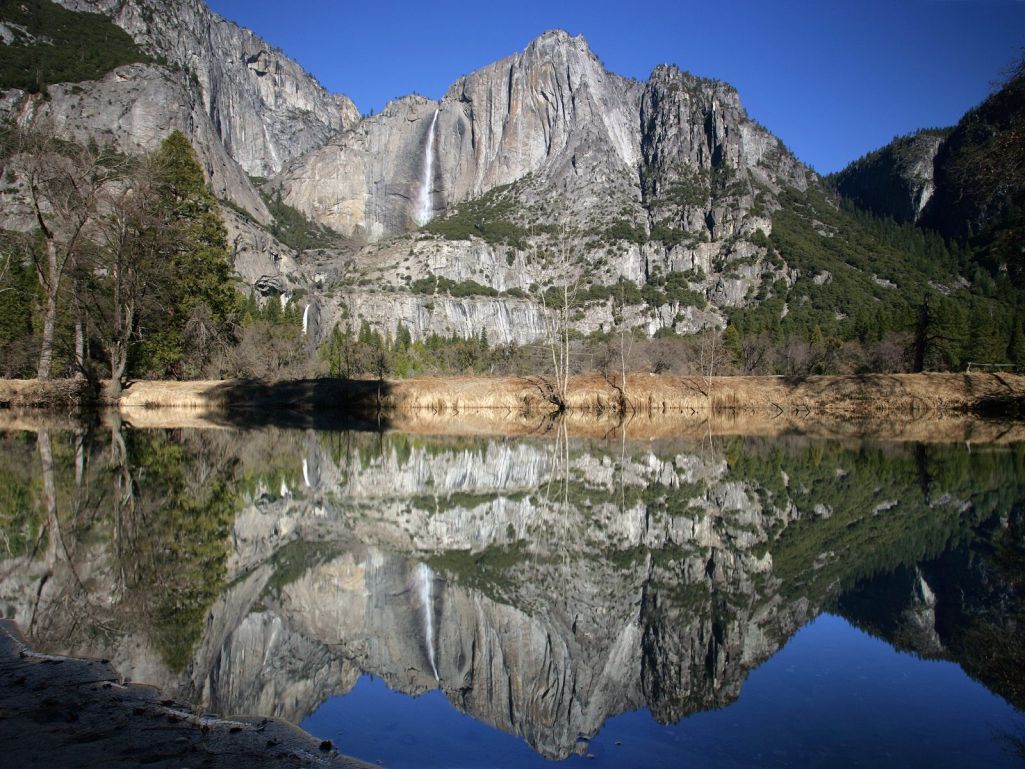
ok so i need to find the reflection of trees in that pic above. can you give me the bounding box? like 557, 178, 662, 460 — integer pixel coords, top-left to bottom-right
1, 428, 240, 672
107, 424, 240, 671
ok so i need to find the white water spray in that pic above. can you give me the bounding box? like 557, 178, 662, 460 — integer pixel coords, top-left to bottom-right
416, 109, 439, 226
414, 562, 440, 681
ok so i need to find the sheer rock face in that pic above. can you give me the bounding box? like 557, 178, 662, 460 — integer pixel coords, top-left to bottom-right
833, 131, 945, 224
271, 31, 811, 341
54, 0, 359, 177
274, 31, 644, 240
433, 30, 643, 209
274, 95, 440, 240
3, 4, 818, 342
274, 31, 810, 245
919, 69, 1025, 241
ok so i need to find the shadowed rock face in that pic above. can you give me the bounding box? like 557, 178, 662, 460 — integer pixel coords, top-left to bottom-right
832, 130, 947, 224
0, 427, 1022, 759
919, 68, 1025, 242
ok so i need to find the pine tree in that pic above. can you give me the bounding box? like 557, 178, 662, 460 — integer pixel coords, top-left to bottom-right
394, 321, 412, 351
1008, 318, 1025, 368
138, 131, 240, 377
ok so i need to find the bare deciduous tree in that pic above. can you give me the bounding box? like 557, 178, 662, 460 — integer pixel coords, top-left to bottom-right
92, 163, 175, 398
532, 227, 579, 408
13, 119, 124, 378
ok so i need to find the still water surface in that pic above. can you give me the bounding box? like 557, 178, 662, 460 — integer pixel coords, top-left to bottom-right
1, 425, 1023, 767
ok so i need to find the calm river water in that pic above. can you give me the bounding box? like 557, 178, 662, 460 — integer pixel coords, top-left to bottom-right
1, 424, 1023, 767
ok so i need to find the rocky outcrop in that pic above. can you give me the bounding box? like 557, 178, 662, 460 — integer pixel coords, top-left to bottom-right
0, 0, 360, 284
0, 8, 820, 344
832, 130, 947, 223
0, 621, 373, 769
330, 290, 549, 345
54, 0, 359, 177
274, 32, 810, 246
640, 64, 806, 240
272, 95, 439, 240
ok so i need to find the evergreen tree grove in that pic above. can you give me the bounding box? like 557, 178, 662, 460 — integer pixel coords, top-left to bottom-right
136, 131, 241, 377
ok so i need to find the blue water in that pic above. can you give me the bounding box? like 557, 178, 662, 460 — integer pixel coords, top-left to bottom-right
301, 614, 1024, 769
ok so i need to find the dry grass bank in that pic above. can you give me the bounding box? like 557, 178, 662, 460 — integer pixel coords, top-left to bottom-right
560, 372, 1025, 417
379, 371, 1025, 418
3, 372, 1025, 428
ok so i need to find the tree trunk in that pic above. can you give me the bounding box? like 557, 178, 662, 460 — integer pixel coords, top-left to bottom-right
913, 296, 929, 373
74, 318, 84, 378
73, 279, 85, 378
37, 430, 59, 572
37, 288, 57, 379
108, 354, 125, 399
36, 240, 60, 379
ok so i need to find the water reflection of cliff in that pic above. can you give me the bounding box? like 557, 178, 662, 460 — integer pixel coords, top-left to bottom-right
0, 426, 1022, 758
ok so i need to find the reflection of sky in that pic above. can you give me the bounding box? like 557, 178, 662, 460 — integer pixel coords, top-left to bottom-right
301, 614, 1024, 769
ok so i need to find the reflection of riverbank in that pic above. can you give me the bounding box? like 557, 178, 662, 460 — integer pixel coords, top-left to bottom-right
3, 372, 1025, 424
3, 404, 1025, 444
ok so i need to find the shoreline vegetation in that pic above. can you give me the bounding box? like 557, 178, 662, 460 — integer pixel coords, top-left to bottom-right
3, 372, 1025, 442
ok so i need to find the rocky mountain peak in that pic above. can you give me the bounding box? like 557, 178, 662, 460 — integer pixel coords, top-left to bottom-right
525, 28, 593, 56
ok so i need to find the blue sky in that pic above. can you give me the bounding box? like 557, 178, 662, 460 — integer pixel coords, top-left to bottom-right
205, 0, 1024, 174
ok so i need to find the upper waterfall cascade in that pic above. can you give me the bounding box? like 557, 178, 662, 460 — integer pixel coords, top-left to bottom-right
416, 109, 440, 226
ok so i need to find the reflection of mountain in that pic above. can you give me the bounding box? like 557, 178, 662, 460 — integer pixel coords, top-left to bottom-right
0, 428, 1022, 758
840, 512, 1025, 711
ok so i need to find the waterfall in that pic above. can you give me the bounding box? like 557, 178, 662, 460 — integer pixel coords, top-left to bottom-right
416, 109, 439, 226
414, 562, 440, 681
302, 303, 310, 336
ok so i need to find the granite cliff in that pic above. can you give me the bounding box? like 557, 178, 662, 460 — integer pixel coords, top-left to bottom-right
834, 62, 1025, 288
832, 129, 948, 224
271, 31, 813, 339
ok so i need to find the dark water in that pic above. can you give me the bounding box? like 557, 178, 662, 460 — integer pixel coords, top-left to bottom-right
1, 425, 1023, 767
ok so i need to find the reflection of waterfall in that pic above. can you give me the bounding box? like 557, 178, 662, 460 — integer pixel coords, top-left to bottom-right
414, 563, 440, 681
416, 109, 439, 226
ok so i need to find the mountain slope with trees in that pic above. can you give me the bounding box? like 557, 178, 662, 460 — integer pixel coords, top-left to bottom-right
1, 0, 1023, 385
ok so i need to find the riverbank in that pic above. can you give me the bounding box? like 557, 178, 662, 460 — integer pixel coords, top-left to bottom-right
0, 620, 373, 768
3, 372, 1024, 417
3, 372, 1025, 443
